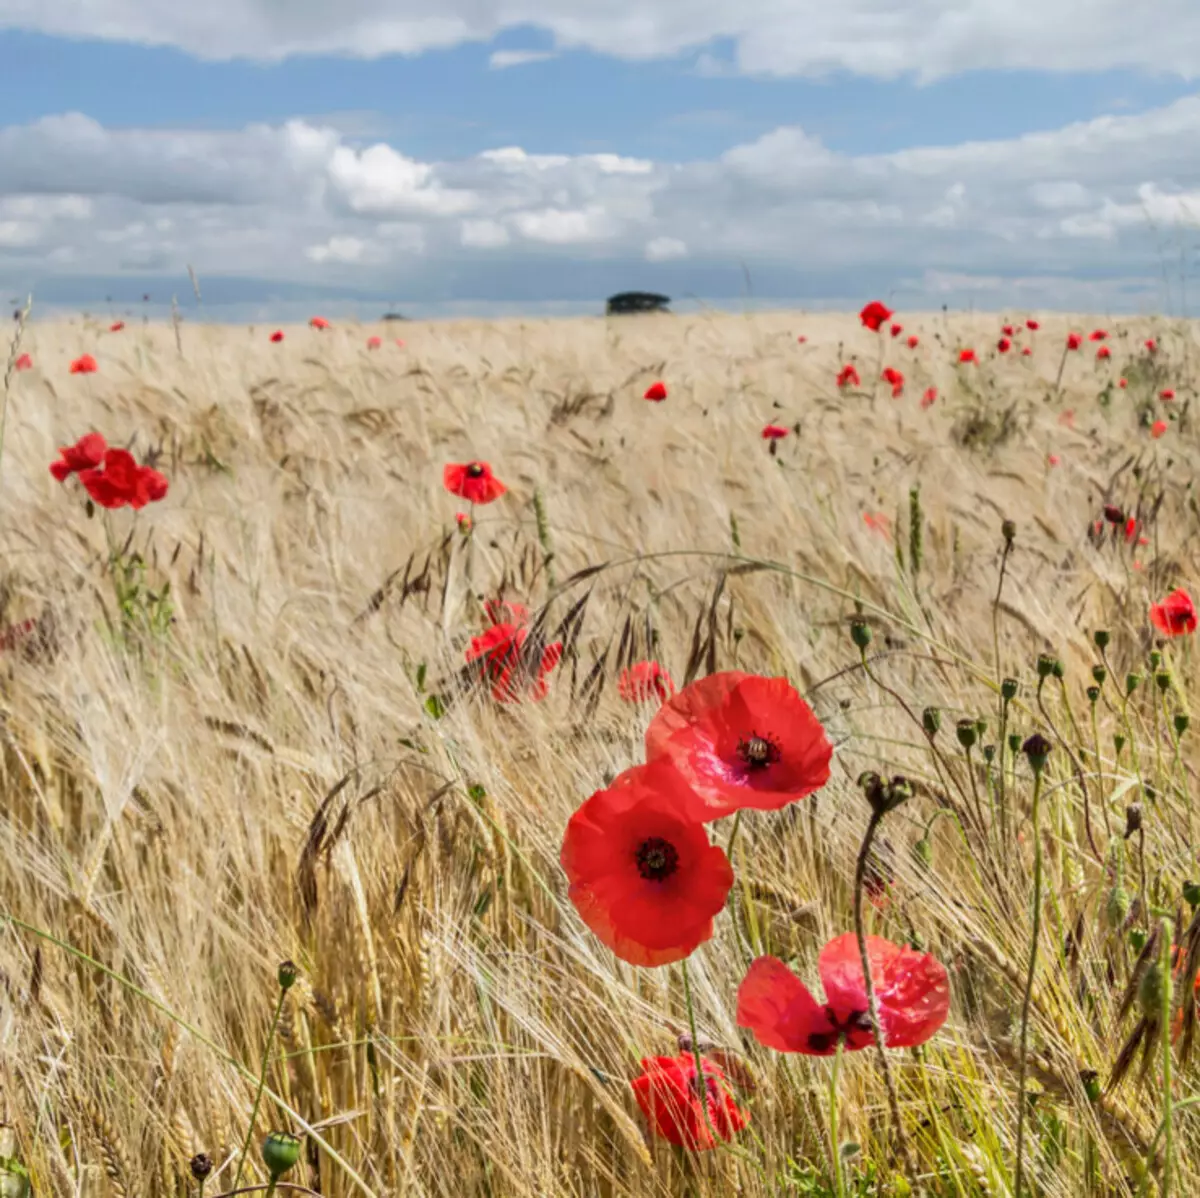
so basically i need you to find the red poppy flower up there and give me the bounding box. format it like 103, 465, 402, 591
15, 353, 32, 371
465, 617, 561, 703
889, 323, 902, 338
367, 335, 382, 349
1058, 409, 1075, 428
69, 354, 98, 374
958, 348, 977, 363
997, 337, 1011, 354
1119, 377, 1128, 388
644, 380, 668, 402
1066, 333, 1082, 350
1002, 325, 1016, 337
1146, 338, 1158, 353
1161, 388, 1176, 400
881, 366, 904, 398
859, 301, 892, 332
1089, 329, 1108, 341
309, 316, 330, 330
921, 387, 937, 408
1152, 420, 1168, 439
50, 432, 107, 482
1124, 517, 1139, 543
443, 461, 507, 505
109, 321, 125, 333
864, 512, 891, 536
797, 334, 807, 343
631, 1054, 749, 1150
1047, 453, 1060, 468
1021, 346, 1032, 356
78, 448, 168, 510
560, 760, 734, 966
269, 330, 284, 343
1097, 345, 1112, 360
644, 671, 832, 821
906, 334, 919, 349
736, 934, 950, 1056
836, 364, 860, 389
0, 618, 38, 654
761, 424, 788, 440
618, 660, 676, 705
1150, 588, 1197, 637
395, 338, 406, 347
1026, 319, 1040, 331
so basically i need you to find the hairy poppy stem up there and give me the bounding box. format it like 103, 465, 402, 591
233, 984, 290, 1191
853, 807, 913, 1177
1013, 762, 1045, 1198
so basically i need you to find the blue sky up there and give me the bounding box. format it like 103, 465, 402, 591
1, 2, 1199, 316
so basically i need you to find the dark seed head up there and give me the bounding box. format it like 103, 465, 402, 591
635, 837, 679, 882
466, 462, 485, 478
955, 718, 977, 750
1001, 519, 1016, 544
1092, 665, 1106, 686
190, 1154, 213, 1182
1103, 504, 1124, 525
1022, 733, 1052, 773
1036, 653, 1056, 680
1093, 629, 1110, 651
277, 960, 298, 991
1001, 678, 1018, 701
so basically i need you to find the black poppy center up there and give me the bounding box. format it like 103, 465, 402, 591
635, 836, 679, 882
465, 462, 486, 478
737, 732, 781, 770
806, 1006, 873, 1053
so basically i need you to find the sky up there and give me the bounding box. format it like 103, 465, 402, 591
2, 1, 1200, 319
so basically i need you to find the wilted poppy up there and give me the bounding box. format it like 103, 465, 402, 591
269, 330, 284, 343
921, 387, 937, 408
644, 671, 832, 821
1161, 389, 1176, 400
618, 660, 676, 705
737, 934, 950, 1056
1152, 420, 1168, 439
367, 336, 382, 349
859, 301, 892, 332
560, 760, 734, 966
1026, 319, 1040, 331
644, 381, 668, 401
110, 321, 125, 333
1103, 504, 1124, 525
50, 432, 107, 482
78, 448, 168, 510
761, 424, 788, 440
889, 323, 903, 338
14, 353, 32, 371
309, 316, 330, 330
444, 461, 507, 505
906, 334, 919, 349
997, 337, 1011, 354
1150, 588, 1197, 637
881, 367, 904, 398
958, 348, 977, 364
69, 354, 98, 374
1097, 346, 1111, 360
631, 1054, 749, 1150
1067, 333, 1082, 350
836, 364, 861, 389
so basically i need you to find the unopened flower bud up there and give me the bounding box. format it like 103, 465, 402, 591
1184, 880, 1200, 909
1124, 804, 1143, 838
1156, 671, 1171, 692
850, 617, 872, 652
1092, 665, 1106, 686
912, 838, 933, 869
0, 1169, 30, 1198
922, 707, 941, 738
956, 718, 977, 750
1002, 519, 1016, 544
262, 1132, 301, 1179
1149, 650, 1162, 671
1176, 712, 1190, 737
1105, 884, 1131, 930
1126, 672, 1141, 695
1086, 685, 1100, 704
1114, 733, 1126, 755
1093, 629, 1110, 651
1022, 733, 1052, 773
1130, 928, 1148, 954
1080, 1069, 1101, 1103
1008, 732, 1021, 754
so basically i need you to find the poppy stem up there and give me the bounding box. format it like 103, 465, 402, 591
1159, 917, 1174, 1198
232, 983, 290, 1191
1013, 763, 1045, 1198
829, 1039, 845, 1198
852, 807, 913, 1178
680, 958, 719, 1145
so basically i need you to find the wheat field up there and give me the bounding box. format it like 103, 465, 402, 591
0, 307, 1197, 1197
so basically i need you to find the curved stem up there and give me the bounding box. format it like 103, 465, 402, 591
1013, 765, 1045, 1198
853, 807, 912, 1176
233, 985, 289, 1191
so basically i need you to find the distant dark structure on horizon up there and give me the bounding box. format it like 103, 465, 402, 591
606, 291, 670, 316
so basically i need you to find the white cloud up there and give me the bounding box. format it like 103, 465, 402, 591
645, 236, 687, 261
2, 97, 1200, 309
488, 48, 557, 68
2, 0, 1199, 81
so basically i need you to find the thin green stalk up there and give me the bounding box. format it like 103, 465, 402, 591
829, 1040, 845, 1198
681, 958, 719, 1145
1013, 763, 1046, 1198
1159, 919, 1174, 1198
233, 986, 289, 1190
853, 807, 913, 1177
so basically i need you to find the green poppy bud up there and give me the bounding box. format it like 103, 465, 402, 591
1176, 712, 1190, 737
277, 960, 298, 991
262, 1132, 301, 1179
922, 707, 941, 737
1092, 665, 1106, 686
1093, 629, 1110, 651
1001, 677, 1018, 701
956, 718, 977, 749
850, 617, 871, 651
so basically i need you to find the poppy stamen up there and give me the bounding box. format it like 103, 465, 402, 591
635, 836, 680, 882
808, 1005, 872, 1051
466, 462, 485, 478
737, 732, 781, 770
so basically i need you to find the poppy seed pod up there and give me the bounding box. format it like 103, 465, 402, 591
1156, 671, 1171, 692
922, 707, 941, 738
1126, 672, 1142, 695
1036, 654, 1056, 680
278, 960, 298, 991
1130, 928, 1147, 953
261, 1132, 301, 1179
1149, 650, 1162, 670
1114, 733, 1126, 754
1184, 880, 1200, 909
1022, 733, 1052, 773
1176, 712, 1190, 736
1007, 732, 1021, 754
982, 744, 996, 764
1093, 629, 1110, 651
1086, 686, 1100, 704
955, 719, 977, 750
1092, 665, 1106, 686
1001, 519, 1016, 544
190, 1154, 213, 1182
1080, 1069, 1101, 1104
849, 617, 872, 652
1001, 678, 1018, 701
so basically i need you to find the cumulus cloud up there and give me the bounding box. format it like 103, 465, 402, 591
1, 0, 1199, 81
488, 48, 557, 68
2, 97, 1200, 308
